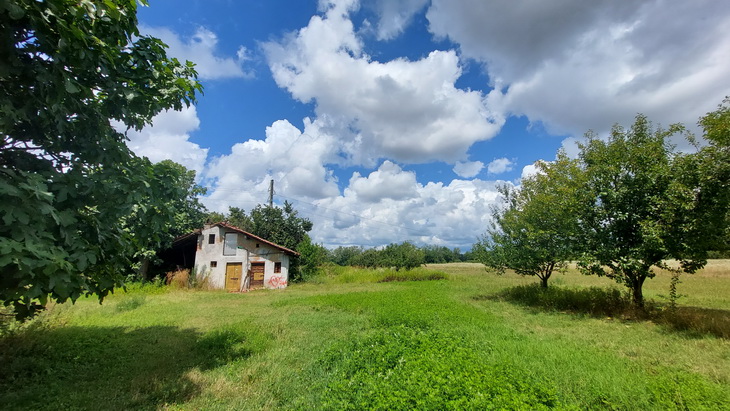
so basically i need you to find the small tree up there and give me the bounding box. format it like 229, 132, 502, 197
351, 248, 381, 268
328, 246, 364, 266
296, 235, 328, 281
248, 201, 313, 251
474, 152, 583, 288
381, 242, 425, 271
575, 114, 705, 307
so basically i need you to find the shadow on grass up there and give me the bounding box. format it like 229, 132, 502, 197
0, 324, 262, 410
476, 284, 730, 339
660, 306, 730, 339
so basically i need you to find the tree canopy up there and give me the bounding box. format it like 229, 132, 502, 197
0, 0, 202, 318
125, 160, 208, 279
575, 115, 702, 306
474, 152, 584, 288
478, 103, 729, 307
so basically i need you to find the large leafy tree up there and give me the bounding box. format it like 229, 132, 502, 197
125, 160, 208, 279
474, 152, 584, 288
224, 206, 253, 232
247, 201, 313, 251
0, 0, 201, 318
575, 115, 703, 307
685, 99, 730, 254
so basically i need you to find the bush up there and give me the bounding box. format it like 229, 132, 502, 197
494, 284, 633, 317
379, 268, 448, 283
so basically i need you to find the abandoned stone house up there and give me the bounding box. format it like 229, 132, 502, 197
169, 222, 299, 291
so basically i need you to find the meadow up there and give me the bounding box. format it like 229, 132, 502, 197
1, 262, 729, 410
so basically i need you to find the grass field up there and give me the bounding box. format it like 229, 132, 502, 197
1, 262, 729, 410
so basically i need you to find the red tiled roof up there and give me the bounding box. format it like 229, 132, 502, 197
173, 222, 300, 256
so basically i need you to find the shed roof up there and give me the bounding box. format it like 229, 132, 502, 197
173, 222, 301, 256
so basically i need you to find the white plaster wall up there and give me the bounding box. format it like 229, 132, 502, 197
194, 226, 249, 290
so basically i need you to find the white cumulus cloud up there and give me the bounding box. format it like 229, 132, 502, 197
141, 26, 252, 80
487, 157, 514, 175
122, 106, 208, 175
307, 175, 509, 249
202, 117, 341, 212
263, 0, 503, 165
453, 161, 484, 178
370, 0, 430, 40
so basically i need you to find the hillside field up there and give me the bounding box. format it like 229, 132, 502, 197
1, 262, 729, 410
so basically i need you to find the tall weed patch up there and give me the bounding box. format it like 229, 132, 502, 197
492, 284, 633, 317
313, 265, 448, 284
306, 326, 558, 410
659, 306, 730, 339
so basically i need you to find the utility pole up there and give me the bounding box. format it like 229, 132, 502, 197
268, 179, 274, 207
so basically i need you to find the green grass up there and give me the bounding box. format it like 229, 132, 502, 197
1, 262, 729, 409
310, 263, 449, 284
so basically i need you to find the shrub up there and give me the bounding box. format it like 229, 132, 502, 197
166, 269, 190, 289
495, 284, 633, 317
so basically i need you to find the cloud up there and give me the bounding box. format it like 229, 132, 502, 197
348, 161, 418, 203
370, 0, 429, 40
520, 163, 540, 181
263, 0, 504, 165
426, 0, 730, 136
141, 26, 252, 80
306, 175, 508, 249
122, 106, 208, 175
453, 161, 484, 178
202, 117, 341, 212
200, 123, 508, 248
487, 157, 514, 174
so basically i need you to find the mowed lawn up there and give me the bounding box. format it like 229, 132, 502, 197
1, 262, 729, 410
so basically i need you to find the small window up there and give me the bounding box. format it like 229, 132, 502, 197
224, 233, 238, 256
210, 261, 217, 268
208, 234, 215, 244
256, 243, 259, 248
274, 262, 282, 273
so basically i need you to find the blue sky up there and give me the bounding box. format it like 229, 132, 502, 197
126, 0, 730, 249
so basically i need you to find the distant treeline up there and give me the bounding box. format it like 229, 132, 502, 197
325, 243, 473, 270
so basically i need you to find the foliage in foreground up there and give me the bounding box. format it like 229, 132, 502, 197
314, 326, 558, 410
1, 266, 729, 409
0, 0, 202, 319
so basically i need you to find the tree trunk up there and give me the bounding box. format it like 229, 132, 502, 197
630, 274, 647, 308
539, 262, 554, 288
138, 257, 150, 282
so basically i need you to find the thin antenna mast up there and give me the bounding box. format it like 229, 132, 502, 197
268, 179, 274, 207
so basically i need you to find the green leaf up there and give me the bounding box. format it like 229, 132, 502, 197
65, 78, 80, 94
7, 3, 25, 19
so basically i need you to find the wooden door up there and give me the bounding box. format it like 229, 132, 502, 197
250, 262, 265, 288
225, 263, 243, 292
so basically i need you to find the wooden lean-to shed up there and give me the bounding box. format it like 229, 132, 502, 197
172, 222, 299, 291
